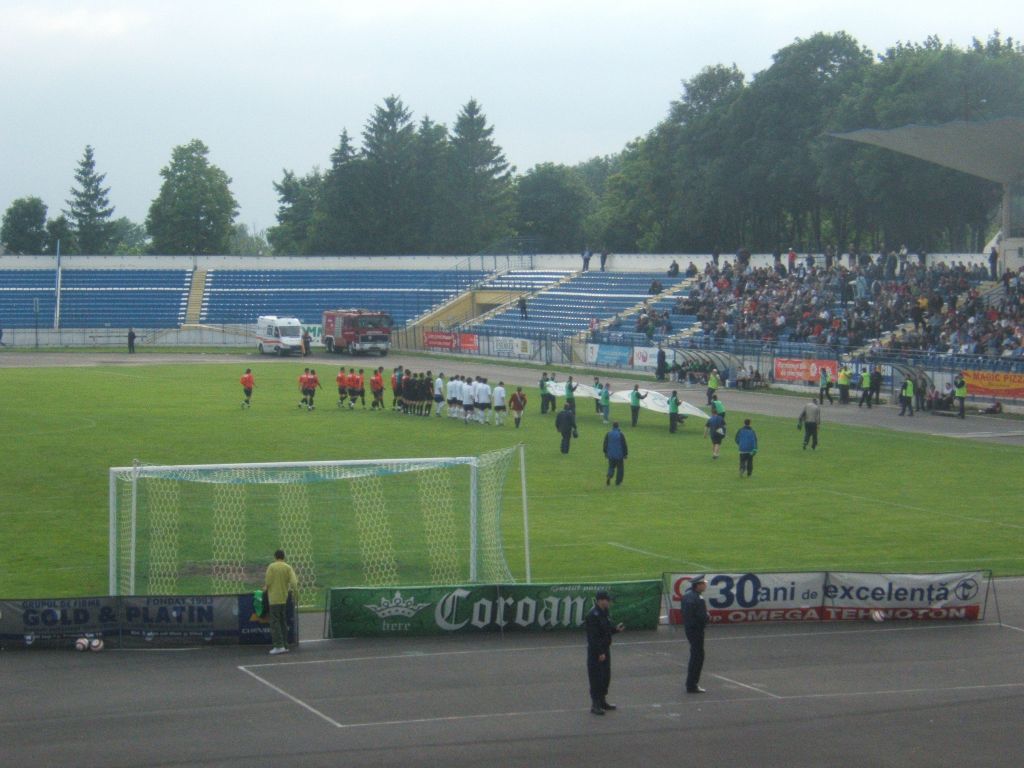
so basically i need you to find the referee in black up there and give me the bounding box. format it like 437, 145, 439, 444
585, 590, 624, 715
682, 575, 709, 693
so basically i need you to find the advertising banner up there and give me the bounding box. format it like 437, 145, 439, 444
963, 370, 1024, 399
632, 346, 660, 370
423, 330, 456, 350
0, 594, 296, 648
329, 581, 661, 638
0, 596, 120, 646
491, 336, 535, 358
458, 333, 479, 353
822, 571, 987, 621
663, 571, 988, 624
586, 344, 632, 367
773, 358, 837, 383
664, 572, 826, 624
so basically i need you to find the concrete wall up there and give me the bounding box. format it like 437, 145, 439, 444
1, 252, 990, 273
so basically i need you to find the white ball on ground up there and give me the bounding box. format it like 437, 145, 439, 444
89, 638, 104, 652
870, 609, 885, 623
75, 637, 89, 651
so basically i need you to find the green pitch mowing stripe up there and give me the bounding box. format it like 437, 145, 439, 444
0, 361, 1022, 598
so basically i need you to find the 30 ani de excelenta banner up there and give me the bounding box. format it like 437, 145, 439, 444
663, 571, 988, 624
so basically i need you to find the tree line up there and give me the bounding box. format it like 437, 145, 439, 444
3, 31, 1022, 257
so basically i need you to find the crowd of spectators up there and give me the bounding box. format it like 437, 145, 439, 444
673, 250, 1022, 357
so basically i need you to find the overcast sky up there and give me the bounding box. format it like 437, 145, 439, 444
2, 1, 1020, 236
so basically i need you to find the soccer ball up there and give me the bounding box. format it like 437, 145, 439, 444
89, 638, 104, 652
75, 637, 89, 651
870, 609, 885, 623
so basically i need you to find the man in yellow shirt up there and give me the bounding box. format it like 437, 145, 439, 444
264, 549, 298, 655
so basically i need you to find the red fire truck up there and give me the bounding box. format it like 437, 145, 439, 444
322, 309, 393, 355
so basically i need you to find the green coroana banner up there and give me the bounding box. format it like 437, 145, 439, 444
328, 581, 661, 638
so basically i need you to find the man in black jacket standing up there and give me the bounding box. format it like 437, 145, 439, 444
585, 590, 624, 715
682, 574, 709, 693
555, 402, 577, 454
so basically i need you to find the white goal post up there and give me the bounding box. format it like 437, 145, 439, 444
109, 445, 530, 605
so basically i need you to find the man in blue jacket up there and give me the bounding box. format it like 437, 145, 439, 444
602, 422, 628, 486
735, 418, 758, 477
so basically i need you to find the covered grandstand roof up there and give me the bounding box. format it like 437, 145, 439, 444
833, 116, 1024, 184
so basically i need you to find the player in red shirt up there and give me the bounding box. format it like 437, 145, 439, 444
298, 368, 311, 409
307, 369, 322, 410
346, 368, 359, 409
240, 368, 255, 408
336, 367, 347, 408
370, 367, 385, 410
356, 369, 366, 408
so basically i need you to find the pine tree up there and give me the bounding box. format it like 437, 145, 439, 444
448, 99, 513, 252
65, 145, 115, 254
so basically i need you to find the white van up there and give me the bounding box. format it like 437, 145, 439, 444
256, 316, 304, 355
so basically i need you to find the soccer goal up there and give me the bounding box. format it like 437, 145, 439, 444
109, 445, 530, 606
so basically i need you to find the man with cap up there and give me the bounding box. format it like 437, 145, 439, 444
585, 590, 625, 715
682, 575, 709, 693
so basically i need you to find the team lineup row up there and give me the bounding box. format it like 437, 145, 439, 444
237, 366, 530, 426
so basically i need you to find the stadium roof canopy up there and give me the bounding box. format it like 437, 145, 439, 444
833, 116, 1024, 185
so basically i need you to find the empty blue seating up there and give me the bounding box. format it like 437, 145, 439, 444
201, 269, 487, 326
0, 269, 58, 328
59, 270, 190, 328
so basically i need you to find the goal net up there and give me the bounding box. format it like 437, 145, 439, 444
109, 445, 529, 606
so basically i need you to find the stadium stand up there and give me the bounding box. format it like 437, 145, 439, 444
201, 269, 488, 326
58, 269, 191, 328
468, 271, 691, 339
0, 269, 57, 327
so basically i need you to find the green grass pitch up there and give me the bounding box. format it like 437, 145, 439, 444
1, 356, 1022, 599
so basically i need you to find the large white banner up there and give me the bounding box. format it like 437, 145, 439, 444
663, 571, 988, 624
665, 572, 826, 624
614, 389, 706, 419
823, 571, 987, 621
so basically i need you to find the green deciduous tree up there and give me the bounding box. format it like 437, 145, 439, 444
268, 168, 323, 255
45, 215, 77, 255
109, 217, 149, 255
1, 197, 48, 254
146, 139, 238, 254
515, 163, 595, 252
65, 145, 116, 254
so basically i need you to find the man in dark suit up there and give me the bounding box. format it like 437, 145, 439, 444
555, 402, 577, 454
682, 574, 710, 693
585, 590, 624, 715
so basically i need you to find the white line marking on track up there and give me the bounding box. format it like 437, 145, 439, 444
249, 621, 1006, 671
711, 673, 782, 699
238, 665, 345, 729
940, 431, 1024, 439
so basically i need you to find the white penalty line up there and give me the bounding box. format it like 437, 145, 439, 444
825, 490, 1024, 531
608, 542, 708, 569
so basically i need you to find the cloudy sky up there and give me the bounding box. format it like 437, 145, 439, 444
2, 1, 1020, 235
